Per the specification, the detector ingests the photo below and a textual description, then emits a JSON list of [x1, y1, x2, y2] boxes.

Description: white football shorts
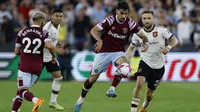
[[17, 70, 38, 89], [91, 52, 125, 75]]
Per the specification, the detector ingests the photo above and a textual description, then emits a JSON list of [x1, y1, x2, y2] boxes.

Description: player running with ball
[[74, 1, 149, 112]]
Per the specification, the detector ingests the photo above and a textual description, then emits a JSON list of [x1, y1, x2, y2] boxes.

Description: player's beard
[[119, 18, 126, 22], [144, 23, 153, 30]]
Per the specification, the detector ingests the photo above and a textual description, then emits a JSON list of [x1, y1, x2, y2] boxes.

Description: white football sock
[[51, 77, 62, 103], [109, 86, 115, 90], [76, 96, 85, 104], [32, 97, 39, 104], [130, 108, 137, 112], [131, 98, 140, 112], [142, 100, 151, 109]]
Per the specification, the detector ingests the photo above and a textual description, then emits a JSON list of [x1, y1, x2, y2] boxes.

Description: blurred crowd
[[0, 0, 200, 52]]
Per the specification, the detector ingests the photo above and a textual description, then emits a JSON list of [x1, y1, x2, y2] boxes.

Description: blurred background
[[0, 0, 199, 82]]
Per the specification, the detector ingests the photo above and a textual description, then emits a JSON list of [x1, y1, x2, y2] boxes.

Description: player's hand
[[51, 57, 57, 64], [161, 47, 170, 55], [141, 43, 149, 52], [57, 41, 65, 48], [94, 39, 103, 52]]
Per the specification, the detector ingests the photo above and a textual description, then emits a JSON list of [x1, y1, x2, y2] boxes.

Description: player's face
[[116, 9, 128, 22], [52, 12, 64, 25], [142, 13, 154, 29]]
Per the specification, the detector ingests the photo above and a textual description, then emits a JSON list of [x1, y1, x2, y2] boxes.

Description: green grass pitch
[[1, 81, 200, 112]]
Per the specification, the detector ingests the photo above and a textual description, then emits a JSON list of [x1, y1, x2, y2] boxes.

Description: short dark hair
[[142, 10, 154, 15], [117, 1, 129, 10], [53, 8, 63, 13]]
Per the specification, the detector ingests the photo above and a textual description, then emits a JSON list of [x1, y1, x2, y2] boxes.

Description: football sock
[[142, 95, 152, 108], [19, 89, 37, 103], [81, 79, 93, 98], [109, 86, 115, 91], [12, 91, 23, 111], [51, 77, 62, 103], [76, 96, 85, 104], [111, 75, 122, 88], [32, 97, 39, 104], [142, 100, 151, 109], [131, 98, 140, 112]]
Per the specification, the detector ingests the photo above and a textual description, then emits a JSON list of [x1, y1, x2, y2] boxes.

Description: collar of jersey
[[115, 15, 126, 24], [143, 24, 155, 32], [51, 21, 59, 29], [31, 25, 40, 27]]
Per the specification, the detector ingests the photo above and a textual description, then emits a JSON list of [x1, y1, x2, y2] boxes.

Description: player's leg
[[139, 66, 165, 112], [44, 61, 64, 110], [139, 88, 154, 112], [107, 55, 128, 98], [15, 70, 44, 112], [74, 53, 110, 112], [130, 60, 151, 112], [75, 74, 100, 105], [30, 74, 45, 112], [12, 90, 23, 112], [130, 76, 145, 112]]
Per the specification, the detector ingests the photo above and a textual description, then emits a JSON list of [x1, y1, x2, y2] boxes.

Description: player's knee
[[136, 80, 144, 90], [135, 76, 145, 89], [115, 56, 128, 65], [15, 95, 23, 100], [54, 76, 63, 82], [89, 75, 99, 83], [18, 88, 28, 98], [51, 71, 62, 78]]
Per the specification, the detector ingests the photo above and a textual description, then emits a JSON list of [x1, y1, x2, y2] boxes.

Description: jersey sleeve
[[161, 27, 173, 39], [43, 30, 51, 42], [129, 19, 141, 33], [96, 16, 114, 30], [43, 23, 52, 40], [131, 34, 140, 45], [15, 30, 23, 47]]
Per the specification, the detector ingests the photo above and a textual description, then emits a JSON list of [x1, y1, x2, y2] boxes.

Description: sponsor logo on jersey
[[153, 31, 158, 37], [108, 30, 126, 39]]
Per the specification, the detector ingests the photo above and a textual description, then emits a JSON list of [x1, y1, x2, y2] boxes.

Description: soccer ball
[[116, 63, 132, 78]]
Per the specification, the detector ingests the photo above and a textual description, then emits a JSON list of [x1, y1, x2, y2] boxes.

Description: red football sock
[[19, 89, 35, 102], [12, 91, 23, 111], [111, 75, 122, 88]]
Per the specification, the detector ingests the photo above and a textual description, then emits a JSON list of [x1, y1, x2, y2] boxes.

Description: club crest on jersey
[[153, 31, 158, 37], [122, 28, 128, 34]]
